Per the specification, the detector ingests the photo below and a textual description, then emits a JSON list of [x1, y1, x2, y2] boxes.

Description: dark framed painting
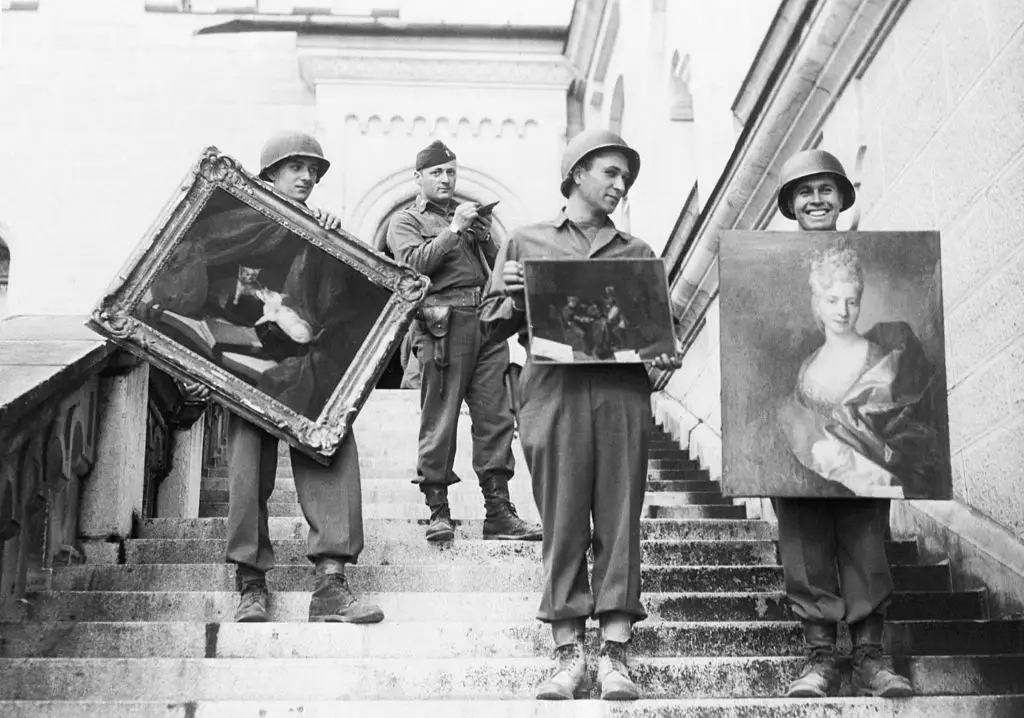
[[523, 258, 675, 364], [719, 230, 951, 499], [89, 147, 430, 464]]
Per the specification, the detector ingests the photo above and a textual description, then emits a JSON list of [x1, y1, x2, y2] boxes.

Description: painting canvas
[[89, 147, 430, 463], [719, 231, 951, 499], [523, 258, 676, 364]]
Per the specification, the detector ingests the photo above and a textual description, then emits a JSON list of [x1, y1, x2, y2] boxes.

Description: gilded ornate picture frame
[[89, 147, 430, 463], [719, 230, 951, 499]]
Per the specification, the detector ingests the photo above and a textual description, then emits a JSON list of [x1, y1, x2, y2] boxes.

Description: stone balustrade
[[0, 315, 209, 609]]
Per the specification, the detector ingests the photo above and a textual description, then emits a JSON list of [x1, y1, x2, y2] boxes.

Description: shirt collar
[[552, 208, 628, 243], [415, 194, 454, 216]]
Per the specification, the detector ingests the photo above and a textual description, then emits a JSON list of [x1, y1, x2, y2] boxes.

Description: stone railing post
[[156, 420, 205, 518], [77, 359, 150, 563]]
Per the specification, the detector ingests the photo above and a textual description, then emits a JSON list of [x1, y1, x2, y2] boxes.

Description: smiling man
[[387, 140, 541, 544], [481, 129, 681, 702], [773, 148, 914, 700]]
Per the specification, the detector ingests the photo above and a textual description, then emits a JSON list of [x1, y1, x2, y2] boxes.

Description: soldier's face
[[573, 151, 631, 215], [416, 160, 458, 204], [270, 157, 319, 202], [791, 175, 841, 231]]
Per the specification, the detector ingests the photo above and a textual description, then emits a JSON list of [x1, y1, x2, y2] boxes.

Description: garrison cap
[[416, 140, 457, 171]]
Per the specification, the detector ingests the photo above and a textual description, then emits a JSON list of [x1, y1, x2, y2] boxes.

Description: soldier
[[386, 140, 541, 543], [480, 129, 680, 701], [774, 149, 913, 698], [224, 131, 384, 624]]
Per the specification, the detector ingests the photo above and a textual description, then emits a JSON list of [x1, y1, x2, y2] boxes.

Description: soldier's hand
[[312, 208, 342, 231], [450, 202, 479, 234], [502, 260, 525, 295], [178, 379, 211, 402], [468, 213, 493, 241], [651, 352, 682, 371]]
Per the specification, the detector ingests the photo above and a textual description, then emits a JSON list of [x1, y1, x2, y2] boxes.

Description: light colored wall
[[0, 0, 316, 315], [578, 0, 776, 254], [667, 0, 1024, 544], [0, 0, 571, 317], [800, 0, 1024, 536]]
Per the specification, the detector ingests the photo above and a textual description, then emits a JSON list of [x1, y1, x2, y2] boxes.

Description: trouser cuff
[[234, 563, 267, 589], [551, 618, 586, 647], [599, 612, 633, 643], [314, 557, 348, 575]]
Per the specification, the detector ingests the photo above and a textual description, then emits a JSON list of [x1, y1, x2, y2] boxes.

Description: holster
[[420, 306, 452, 394]]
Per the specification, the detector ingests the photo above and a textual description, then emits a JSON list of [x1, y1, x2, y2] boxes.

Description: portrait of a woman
[[776, 243, 943, 499]]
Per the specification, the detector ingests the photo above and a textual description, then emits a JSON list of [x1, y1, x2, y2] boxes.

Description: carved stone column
[[157, 420, 205, 518], [78, 361, 150, 562]]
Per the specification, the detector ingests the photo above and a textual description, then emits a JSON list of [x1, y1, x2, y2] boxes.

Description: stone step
[[645, 479, 722, 493], [4, 589, 983, 624], [122, 538, 783, 567], [121, 537, 919, 568], [199, 486, 733, 508], [198, 501, 746, 520], [648, 468, 710, 481], [3, 654, 1023, 700], [4, 696, 1024, 718], [49, 563, 950, 594], [643, 505, 747, 519], [139, 516, 778, 542], [2, 619, 1019, 659]]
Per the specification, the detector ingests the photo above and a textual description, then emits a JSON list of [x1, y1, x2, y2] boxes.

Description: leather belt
[[422, 286, 483, 308]]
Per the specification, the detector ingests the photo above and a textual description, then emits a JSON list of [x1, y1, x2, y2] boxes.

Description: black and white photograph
[[523, 258, 675, 363], [719, 231, 952, 500], [3, 0, 1024, 710]]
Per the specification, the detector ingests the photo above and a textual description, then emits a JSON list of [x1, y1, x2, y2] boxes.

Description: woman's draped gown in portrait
[[776, 322, 943, 498]]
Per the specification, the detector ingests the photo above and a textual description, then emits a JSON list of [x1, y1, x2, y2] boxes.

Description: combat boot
[[234, 567, 269, 623], [850, 614, 914, 697], [597, 640, 639, 700], [308, 558, 385, 624], [481, 476, 542, 541], [422, 485, 455, 542], [535, 640, 591, 700], [785, 621, 840, 697]]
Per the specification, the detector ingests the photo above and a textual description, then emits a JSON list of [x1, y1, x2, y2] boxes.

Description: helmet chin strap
[[617, 195, 632, 235]]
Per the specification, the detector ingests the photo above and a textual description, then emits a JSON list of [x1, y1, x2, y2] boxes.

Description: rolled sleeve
[[479, 234, 526, 343]]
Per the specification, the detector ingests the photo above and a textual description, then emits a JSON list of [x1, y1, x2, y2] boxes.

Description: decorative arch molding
[[350, 165, 528, 249], [341, 114, 540, 140]]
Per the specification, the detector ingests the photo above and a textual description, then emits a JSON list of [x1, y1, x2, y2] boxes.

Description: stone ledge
[[892, 499, 1024, 618]]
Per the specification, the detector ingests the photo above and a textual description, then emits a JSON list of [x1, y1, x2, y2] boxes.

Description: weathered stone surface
[[2, 654, 1023, 700], [48, 562, 951, 594], [4, 695, 1024, 718], [2, 588, 984, 625]]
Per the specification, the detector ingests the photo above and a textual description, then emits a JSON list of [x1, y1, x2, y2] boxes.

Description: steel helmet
[[776, 149, 855, 219], [559, 128, 641, 198], [258, 131, 331, 183]]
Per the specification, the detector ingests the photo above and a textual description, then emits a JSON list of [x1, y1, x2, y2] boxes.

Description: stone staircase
[[2, 389, 1024, 716]]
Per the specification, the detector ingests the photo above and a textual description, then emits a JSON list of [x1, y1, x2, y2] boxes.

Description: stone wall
[[664, 0, 1024, 612]]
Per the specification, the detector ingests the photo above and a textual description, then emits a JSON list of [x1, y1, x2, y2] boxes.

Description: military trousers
[[225, 415, 364, 575], [518, 361, 652, 626], [774, 497, 893, 625], [411, 306, 515, 488]]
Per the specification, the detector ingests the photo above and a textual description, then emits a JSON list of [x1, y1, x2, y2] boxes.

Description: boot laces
[[554, 642, 583, 670], [600, 640, 629, 675], [429, 504, 452, 522], [238, 583, 267, 609], [854, 644, 894, 672], [800, 646, 835, 676]]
